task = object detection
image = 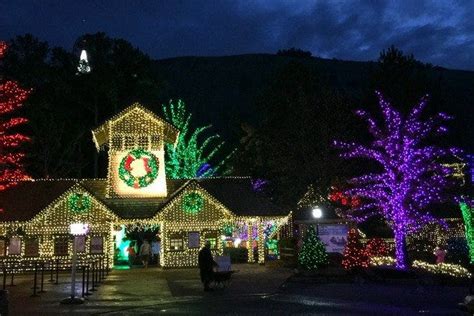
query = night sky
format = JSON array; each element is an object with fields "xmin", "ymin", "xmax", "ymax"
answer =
[{"xmin": 1, "ymin": 1, "xmax": 473, "ymax": 70}]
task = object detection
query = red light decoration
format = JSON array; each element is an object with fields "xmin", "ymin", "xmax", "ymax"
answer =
[
  {"xmin": 0, "ymin": 41, "xmax": 7, "ymax": 59},
  {"xmin": 329, "ymin": 188, "xmax": 361, "ymax": 208},
  {"xmin": 342, "ymin": 228, "xmax": 368, "ymax": 270},
  {"xmin": 0, "ymin": 43, "xmax": 31, "ymax": 193},
  {"xmin": 364, "ymin": 238, "xmax": 389, "ymax": 259}
]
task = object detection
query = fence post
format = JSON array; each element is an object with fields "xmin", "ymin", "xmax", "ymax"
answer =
[
  {"xmin": 2, "ymin": 266, "xmax": 6, "ymax": 290},
  {"xmin": 81, "ymin": 266, "xmax": 86, "ymax": 298},
  {"xmin": 55, "ymin": 259, "xmax": 59, "ymax": 285},
  {"xmin": 99, "ymin": 257, "xmax": 103, "ymax": 281},
  {"xmin": 39, "ymin": 261, "xmax": 46, "ymax": 293},
  {"xmin": 9, "ymin": 262, "xmax": 15, "ymax": 287},
  {"xmin": 85, "ymin": 264, "xmax": 91, "ymax": 296},
  {"xmin": 31, "ymin": 261, "xmax": 39, "ymax": 297},
  {"xmin": 49, "ymin": 259, "xmax": 54, "ymax": 282},
  {"xmin": 95, "ymin": 260, "xmax": 100, "ymax": 287},
  {"xmin": 90, "ymin": 261, "xmax": 96, "ymax": 292}
]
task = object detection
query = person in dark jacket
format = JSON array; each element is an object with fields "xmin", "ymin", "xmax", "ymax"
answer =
[{"xmin": 198, "ymin": 241, "xmax": 218, "ymax": 291}]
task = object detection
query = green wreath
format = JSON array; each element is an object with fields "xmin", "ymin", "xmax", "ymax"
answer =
[
  {"xmin": 68, "ymin": 193, "xmax": 91, "ymax": 214},
  {"xmin": 182, "ymin": 192, "xmax": 204, "ymax": 214},
  {"xmin": 118, "ymin": 148, "xmax": 159, "ymax": 188}
]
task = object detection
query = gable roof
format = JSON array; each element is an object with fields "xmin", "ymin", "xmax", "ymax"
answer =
[
  {"xmin": 0, "ymin": 177, "xmax": 288, "ymax": 222},
  {"xmin": 196, "ymin": 177, "xmax": 288, "ymax": 217},
  {"xmin": 80, "ymin": 178, "xmax": 188, "ymax": 219},
  {"xmin": 0, "ymin": 180, "xmax": 77, "ymax": 222},
  {"xmin": 91, "ymin": 103, "xmax": 179, "ymax": 150}
]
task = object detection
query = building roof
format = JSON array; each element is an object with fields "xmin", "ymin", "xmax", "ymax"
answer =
[
  {"xmin": 80, "ymin": 178, "xmax": 188, "ymax": 219},
  {"xmin": 91, "ymin": 103, "xmax": 179, "ymax": 150},
  {"xmin": 0, "ymin": 177, "xmax": 288, "ymax": 222},
  {"xmin": 196, "ymin": 177, "xmax": 288, "ymax": 217},
  {"xmin": 0, "ymin": 180, "xmax": 76, "ymax": 222}
]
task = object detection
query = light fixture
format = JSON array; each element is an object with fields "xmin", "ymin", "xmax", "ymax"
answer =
[
  {"xmin": 69, "ymin": 223, "xmax": 89, "ymax": 236},
  {"xmin": 312, "ymin": 207, "xmax": 323, "ymax": 219}
]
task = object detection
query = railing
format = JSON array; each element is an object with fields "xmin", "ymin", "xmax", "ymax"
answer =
[{"xmin": 0, "ymin": 256, "xmax": 111, "ymax": 298}]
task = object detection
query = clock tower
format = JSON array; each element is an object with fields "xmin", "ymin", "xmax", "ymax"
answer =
[{"xmin": 92, "ymin": 103, "xmax": 179, "ymax": 198}]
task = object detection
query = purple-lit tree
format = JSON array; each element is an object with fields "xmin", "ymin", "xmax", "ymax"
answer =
[{"xmin": 335, "ymin": 91, "xmax": 458, "ymax": 269}]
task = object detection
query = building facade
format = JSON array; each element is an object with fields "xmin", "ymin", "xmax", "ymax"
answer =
[{"xmin": 0, "ymin": 104, "xmax": 290, "ymax": 268}]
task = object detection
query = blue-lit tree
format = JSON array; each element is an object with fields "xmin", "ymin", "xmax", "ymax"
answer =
[
  {"xmin": 335, "ymin": 91, "xmax": 458, "ymax": 269},
  {"xmin": 162, "ymin": 99, "xmax": 235, "ymax": 179}
]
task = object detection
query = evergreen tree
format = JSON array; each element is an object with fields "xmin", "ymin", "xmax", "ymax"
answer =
[
  {"xmin": 460, "ymin": 200, "xmax": 474, "ymax": 264},
  {"xmin": 162, "ymin": 99, "xmax": 235, "ymax": 178},
  {"xmin": 298, "ymin": 225, "xmax": 328, "ymax": 270},
  {"xmin": 342, "ymin": 229, "xmax": 368, "ymax": 270}
]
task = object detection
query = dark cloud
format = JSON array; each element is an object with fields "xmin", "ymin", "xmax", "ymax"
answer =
[{"xmin": 0, "ymin": 0, "xmax": 472, "ymax": 70}]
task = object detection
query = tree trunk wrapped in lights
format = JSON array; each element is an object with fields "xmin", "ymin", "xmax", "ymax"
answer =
[
  {"xmin": 162, "ymin": 99, "xmax": 235, "ymax": 179},
  {"xmin": 0, "ymin": 41, "xmax": 31, "ymax": 194},
  {"xmin": 335, "ymin": 91, "xmax": 459, "ymax": 269}
]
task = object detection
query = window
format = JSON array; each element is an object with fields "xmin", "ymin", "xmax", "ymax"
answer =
[
  {"xmin": 8, "ymin": 237, "xmax": 21, "ymax": 255},
  {"xmin": 124, "ymin": 136, "xmax": 135, "ymax": 149},
  {"xmin": 75, "ymin": 236, "xmax": 86, "ymax": 253},
  {"xmin": 169, "ymin": 233, "xmax": 184, "ymax": 251},
  {"xmin": 54, "ymin": 237, "xmax": 69, "ymax": 256},
  {"xmin": 25, "ymin": 238, "xmax": 39, "ymax": 257},
  {"xmin": 204, "ymin": 231, "xmax": 218, "ymax": 250},
  {"xmin": 137, "ymin": 136, "xmax": 149, "ymax": 148},
  {"xmin": 0, "ymin": 240, "xmax": 6, "ymax": 257},
  {"xmin": 188, "ymin": 232, "xmax": 200, "ymax": 249},
  {"xmin": 151, "ymin": 135, "xmax": 161, "ymax": 148},
  {"xmin": 90, "ymin": 236, "xmax": 103, "ymax": 254},
  {"xmin": 111, "ymin": 135, "xmax": 122, "ymax": 148}
]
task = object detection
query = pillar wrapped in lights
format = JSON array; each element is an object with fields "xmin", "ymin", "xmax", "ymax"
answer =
[
  {"xmin": 335, "ymin": 91, "xmax": 459, "ymax": 269},
  {"xmin": 247, "ymin": 222, "xmax": 253, "ymax": 263},
  {"xmin": 257, "ymin": 220, "xmax": 265, "ymax": 264}
]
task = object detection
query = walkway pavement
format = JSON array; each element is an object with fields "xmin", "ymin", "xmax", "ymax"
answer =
[
  {"xmin": 9, "ymin": 263, "xmax": 292, "ymax": 315},
  {"xmin": 7, "ymin": 264, "xmax": 471, "ymax": 315}
]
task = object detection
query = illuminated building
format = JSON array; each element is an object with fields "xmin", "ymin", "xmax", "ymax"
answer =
[{"xmin": 0, "ymin": 104, "xmax": 289, "ymax": 268}]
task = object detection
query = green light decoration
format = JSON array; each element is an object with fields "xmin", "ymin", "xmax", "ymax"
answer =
[
  {"xmin": 113, "ymin": 225, "xmax": 130, "ymax": 263},
  {"xmin": 266, "ymin": 239, "xmax": 279, "ymax": 257},
  {"xmin": 181, "ymin": 192, "xmax": 204, "ymax": 214},
  {"xmin": 460, "ymin": 201, "xmax": 474, "ymax": 264},
  {"xmin": 118, "ymin": 148, "xmax": 159, "ymax": 188},
  {"xmin": 222, "ymin": 224, "xmax": 235, "ymax": 236},
  {"xmin": 68, "ymin": 193, "xmax": 91, "ymax": 214},
  {"xmin": 162, "ymin": 99, "xmax": 235, "ymax": 179},
  {"xmin": 298, "ymin": 225, "xmax": 328, "ymax": 270}
]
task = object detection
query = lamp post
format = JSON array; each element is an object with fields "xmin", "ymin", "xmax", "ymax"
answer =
[
  {"xmin": 312, "ymin": 207, "xmax": 323, "ymax": 235},
  {"xmin": 61, "ymin": 223, "xmax": 89, "ymax": 305}
]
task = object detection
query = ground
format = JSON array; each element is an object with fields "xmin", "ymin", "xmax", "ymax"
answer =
[{"xmin": 5, "ymin": 263, "xmax": 471, "ymax": 315}]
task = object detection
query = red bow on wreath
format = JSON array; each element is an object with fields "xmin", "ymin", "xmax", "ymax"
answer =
[{"xmin": 124, "ymin": 155, "xmax": 134, "ymax": 171}]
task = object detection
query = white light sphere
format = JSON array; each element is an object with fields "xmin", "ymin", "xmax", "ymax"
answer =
[
  {"xmin": 234, "ymin": 238, "xmax": 242, "ymax": 247},
  {"xmin": 312, "ymin": 207, "xmax": 323, "ymax": 219},
  {"xmin": 69, "ymin": 223, "xmax": 89, "ymax": 236}
]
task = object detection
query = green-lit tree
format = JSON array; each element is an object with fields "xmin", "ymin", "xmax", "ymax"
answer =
[
  {"xmin": 298, "ymin": 225, "xmax": 328, "ymax": 270},
  {"xmin": 460, "ymin": 199, "xmax": 474, "ymax": 264},
  {"xmin": 162, "ymin": 99, "xmax": 235, "ymax": 179}
]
